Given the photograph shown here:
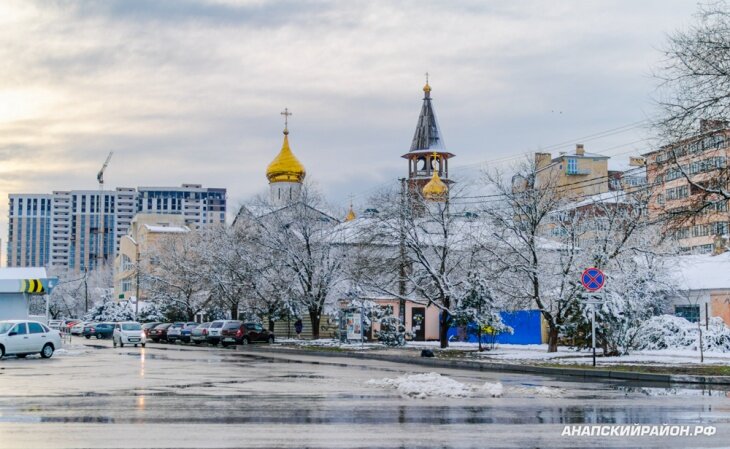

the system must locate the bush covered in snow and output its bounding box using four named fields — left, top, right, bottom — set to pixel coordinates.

left=635, top=315, right=730, bottom=352
left=83, top=297, right=135, bottom=322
